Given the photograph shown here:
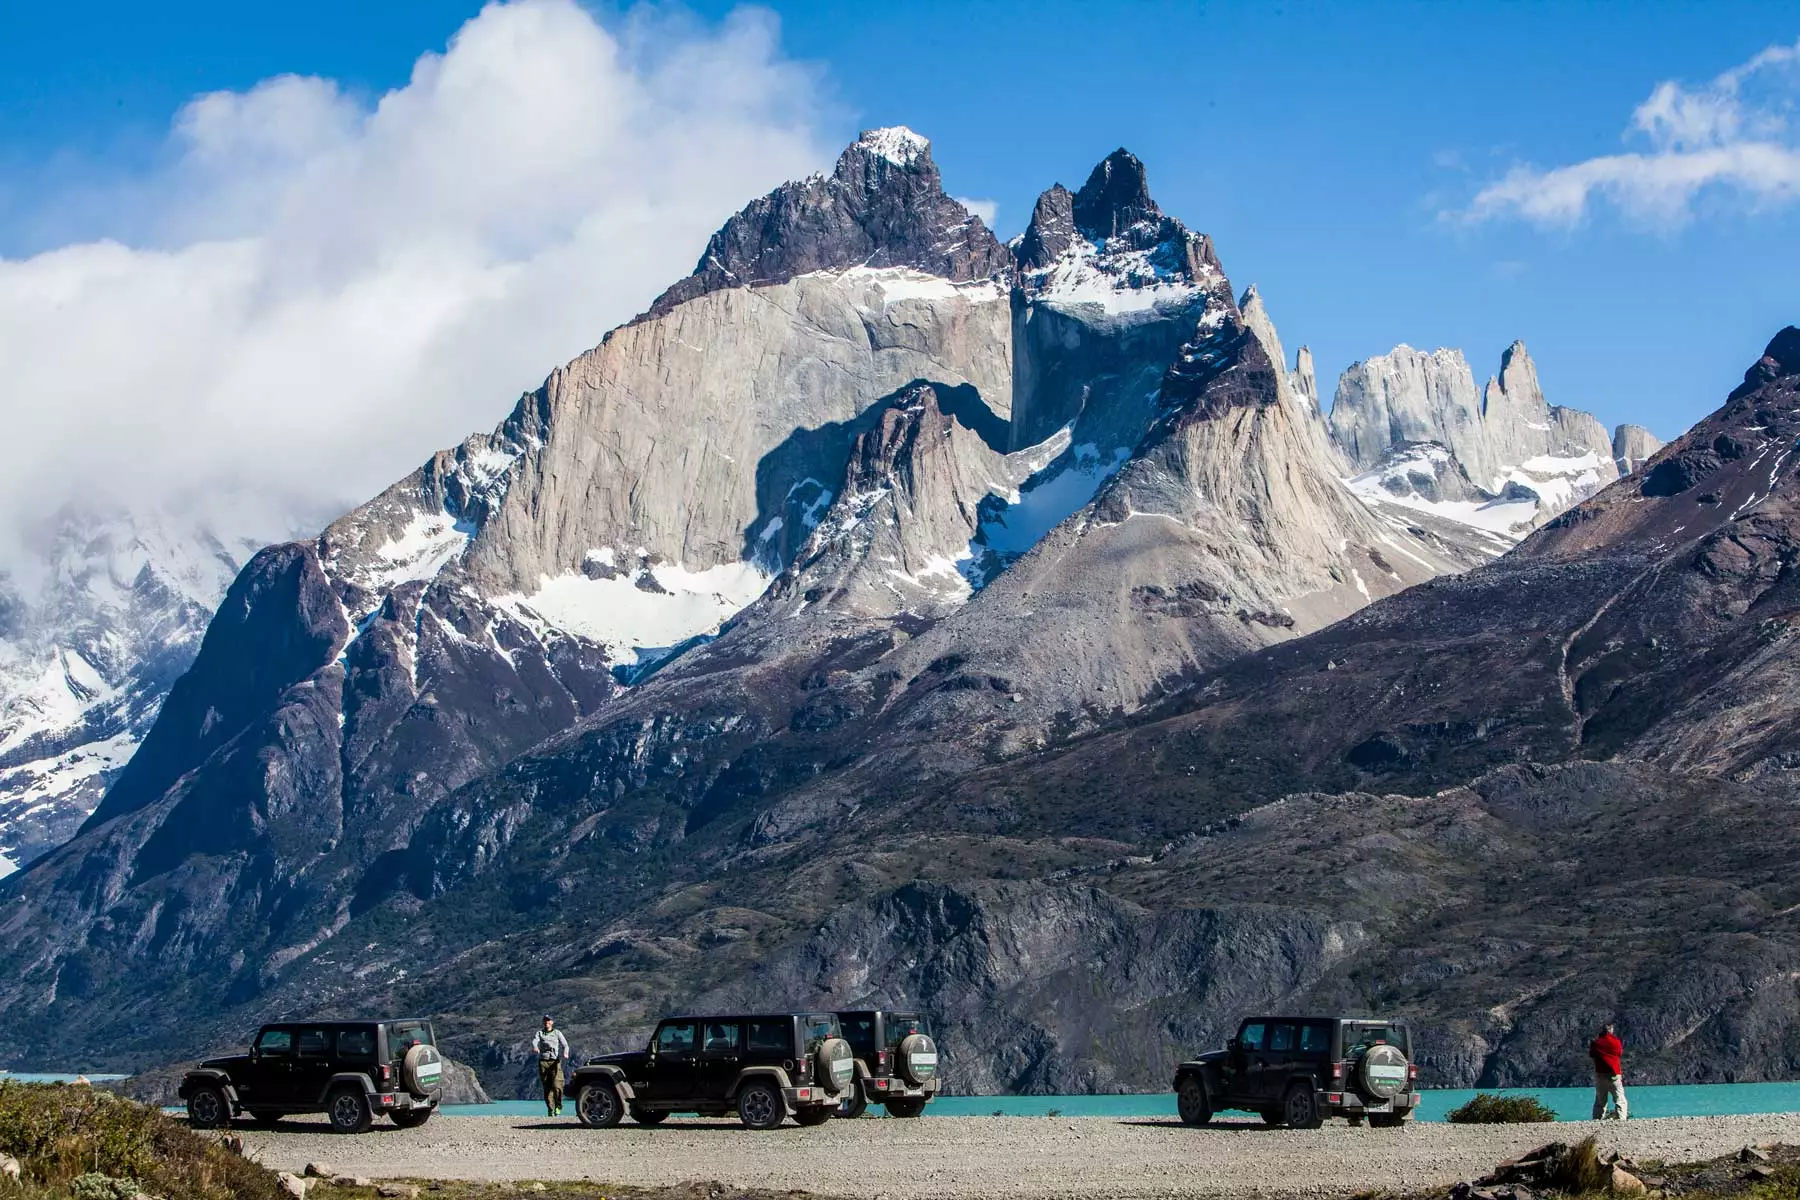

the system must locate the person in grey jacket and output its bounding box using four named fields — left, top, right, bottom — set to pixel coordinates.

left=532, top=1014, right=571, bottom=1116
